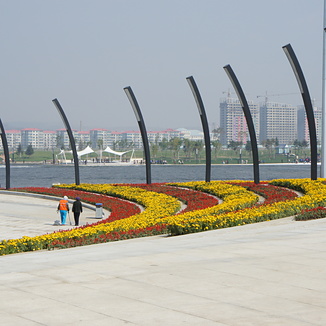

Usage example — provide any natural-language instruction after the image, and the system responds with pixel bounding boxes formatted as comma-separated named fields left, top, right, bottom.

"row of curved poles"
left=0, top=43, right=318, bottom=188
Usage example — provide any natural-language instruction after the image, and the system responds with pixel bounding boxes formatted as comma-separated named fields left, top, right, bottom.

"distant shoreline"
left=0, top=162, right=317, bottom=167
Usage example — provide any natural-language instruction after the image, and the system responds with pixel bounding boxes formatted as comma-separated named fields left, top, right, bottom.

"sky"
left=0, top=0, right=324, bottom=132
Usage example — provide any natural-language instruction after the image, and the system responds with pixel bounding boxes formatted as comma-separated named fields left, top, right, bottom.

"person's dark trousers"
left=73, top=212, right=80, bottom=226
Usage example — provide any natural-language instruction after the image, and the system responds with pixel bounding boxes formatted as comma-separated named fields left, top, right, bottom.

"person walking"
left=72, top=197, right=83, bottom=226
left=57, top=196, right=69, bottom=225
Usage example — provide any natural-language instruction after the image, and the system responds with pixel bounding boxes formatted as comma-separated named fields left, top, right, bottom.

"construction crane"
left=256, top=91, right=299, bottom=103
left=222, top=89, right=236, bottom=98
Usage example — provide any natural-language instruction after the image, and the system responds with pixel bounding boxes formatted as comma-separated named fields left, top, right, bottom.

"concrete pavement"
left=0, top=192, right=109, bottom=240
left=0, top=193, right=326, bottom=325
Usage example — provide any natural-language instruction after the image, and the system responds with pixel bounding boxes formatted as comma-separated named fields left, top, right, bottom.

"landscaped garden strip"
left=165, top=178, right=326, bottom=235
left=0, top=184, right=180, bottom=255
left=45, top=183, right=220, bottom=249
left=228, top=181, right=298, bottom=205
left=121, top=183, right=220, bottom=213
left=1, top=179, right=326, bottom=255
left=162, top=181, right=259, bottom=234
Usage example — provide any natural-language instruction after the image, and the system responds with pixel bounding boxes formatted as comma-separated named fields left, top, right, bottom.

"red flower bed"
left=120, top=183, right=219, bottom=213
left=11, top=187, right=141, bottom=225
left=229, top=182, right=298, bottom=205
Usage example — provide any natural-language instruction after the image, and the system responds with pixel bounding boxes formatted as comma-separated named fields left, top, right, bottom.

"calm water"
left=0, top=163, right=320, bottom=188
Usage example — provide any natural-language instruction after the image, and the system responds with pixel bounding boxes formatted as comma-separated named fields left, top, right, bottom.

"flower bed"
left=0, top=184, right=181, bottom=255
left=165, top=179, right=326, bottom=235
left=121, top=183, right=220, bottom=213
left=1, top=179, right=325, bottom=255
left=295, top=207, right=326, bottom=221
left=228, top=181, right=298, bottom=205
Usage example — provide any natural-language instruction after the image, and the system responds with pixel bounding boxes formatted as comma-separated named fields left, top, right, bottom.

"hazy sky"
left=0, top=0, right=324, bottom=132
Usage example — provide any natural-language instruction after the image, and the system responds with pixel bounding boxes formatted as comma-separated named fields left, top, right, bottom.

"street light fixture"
left=52, top=98, right=80, bottom=185
left=282, top=43, right=317, bottom=180
left=0, top=118, right=10, bottom=189
left=186, top=76, right=211, bottom=182
left=123, top=86, right=151, bottom=184
left=223, top=64, right=260, bottom=184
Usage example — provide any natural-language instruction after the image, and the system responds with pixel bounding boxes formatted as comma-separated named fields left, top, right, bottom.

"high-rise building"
left=260, top=102, right=297, bottom=144
left=297, top=106, right=322, bottom=144
left=220, top=97, right=260, bottom=146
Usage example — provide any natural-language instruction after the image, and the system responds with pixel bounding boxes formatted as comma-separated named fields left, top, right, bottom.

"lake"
left=0, top=163, right=319, bottom=188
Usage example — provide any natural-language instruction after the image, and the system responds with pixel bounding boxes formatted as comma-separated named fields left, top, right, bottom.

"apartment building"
left=76, top=131, right=90, bottom=149
left=297, top=106, right=322, bottom=144
left=260, top=102, right=297, bottom=144
left=3, top=130, right=21, bottom=150
left=220, top=97, right=260, bottom=146
left=43, top=131, right=56, bottom=150
left=89, top=129, right=111, bottom=149
left=21, top=128, right=44, bottom=149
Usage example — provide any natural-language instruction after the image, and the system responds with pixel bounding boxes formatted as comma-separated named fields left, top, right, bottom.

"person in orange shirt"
left=57, top=196, right=69, bottom=225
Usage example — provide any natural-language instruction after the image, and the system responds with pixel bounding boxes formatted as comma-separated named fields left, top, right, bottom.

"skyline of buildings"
left=0, top=128, right=205, bottom=151
left=0, top=97, right=321, bottom=152
left=219, top=97, right=321, bottom=146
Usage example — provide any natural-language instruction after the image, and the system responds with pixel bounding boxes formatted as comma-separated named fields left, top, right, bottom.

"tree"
left=183, top=139, right=192, bottom=158
left=16, top=143, right=23, bottom=157
left=228, top=140, right=242, bottom=151
left=159, top=138, right=168, bottom=151
left=245, top=140, right=251, bottom=151
left=262, top=138, right=277, bottom=159
left=168, top=137, right=183, bottom=158
left=97, top=139, right=104, bottom=150
left=78, top=140, right=85, bottom=151
left=25, top=144, right=34, bottom=156
left=293, top=139, right=308, bottom=157
left=211, top=140, right=222, bottom=159
left=56, top=135, right=64, bottom=149
left=212, top=127, right=223, bottom=141
left=151, top=144, right=159, bottom=158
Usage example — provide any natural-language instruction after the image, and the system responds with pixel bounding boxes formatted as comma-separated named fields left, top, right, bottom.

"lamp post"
left=52, top=98, right=80, bottom=185
left=186, top=76, right=211, bottom=182
left=123, top=86, right=151, bottom=184
left=223, top=64, right=260, bottom=184
left=322, top=0, right=326, bottom=177
left=0, top=118, right=10, bottom=189
left=282, top=44, right=317, bottom=180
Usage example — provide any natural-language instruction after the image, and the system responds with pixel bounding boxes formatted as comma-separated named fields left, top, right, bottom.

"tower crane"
left=256, top=91, right=299, bottom=104
left=222, top=89, right=236, bottom=98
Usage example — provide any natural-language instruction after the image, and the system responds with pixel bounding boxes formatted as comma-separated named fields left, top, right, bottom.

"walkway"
left=0, top=194, right=326, bottom=325
left=0, top=193, right=109, bottom=240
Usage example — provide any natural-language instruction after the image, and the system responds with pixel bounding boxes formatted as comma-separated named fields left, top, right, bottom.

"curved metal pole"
left=0, top=119, right=10, bottom=189
left=322, top=1, right=326, bottom=177
left=223, top=64, right=260, bottom=184
left=186, top=76, right=211, bottom=182
left=123, top=86, right=151, bottom=184
left=282, top=44, right=317, bottom=180
left=52, top=98, right=80, bottom=185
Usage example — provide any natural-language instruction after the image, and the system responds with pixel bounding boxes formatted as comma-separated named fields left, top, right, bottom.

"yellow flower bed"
left=165, top=178, right=326, bottom=235
left=163, top=181, right=259, bottom=233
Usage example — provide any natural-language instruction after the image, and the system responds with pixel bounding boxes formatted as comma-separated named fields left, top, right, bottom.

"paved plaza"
left=0, top=193, right=326, bottom=325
